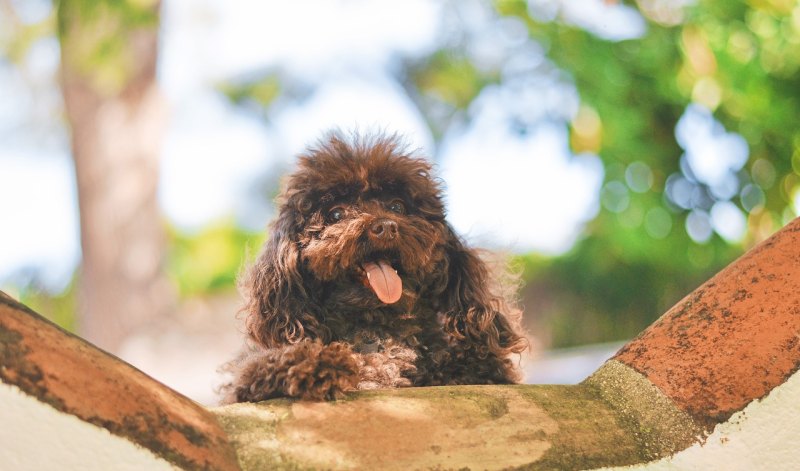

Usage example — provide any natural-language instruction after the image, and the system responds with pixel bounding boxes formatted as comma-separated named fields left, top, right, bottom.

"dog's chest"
left=348, top=327, right=423, bottom=354
left=330, top=308, right=440, bottom=352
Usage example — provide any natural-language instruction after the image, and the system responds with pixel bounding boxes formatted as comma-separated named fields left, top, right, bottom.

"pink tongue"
left=362, top=261, right=402, bottom=304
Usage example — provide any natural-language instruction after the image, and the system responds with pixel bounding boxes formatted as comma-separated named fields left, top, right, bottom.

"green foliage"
left=1, top=222, right=263, bottom=332
left=166, top=222, right=265, bottom=297
left=218, top=75, right=282, bottom=110
left=206, top=0, right=800, bottom=347
left=7, top=0, right=798, bottom=349
left=403, top=50, right=500, bottom=139
left=684, top=0, right=800, bottom=220
left=410, top=50, right=496, bottom=109
left=0, top=8, right=54, bottom=64
left=495, top=0, right=799, bottom=346
left=17, top=279, right=78, bottom=332
left=515, top=231, right=738, bottom=347
left=57, top=0, right=160, bottom=94
left=453, top=1, right=796, bottom=346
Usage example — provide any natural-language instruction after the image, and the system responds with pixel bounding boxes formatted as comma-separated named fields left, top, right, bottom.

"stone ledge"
left=211, top=381, right=697, bottom=471
left=2, top=217, right=799, bottom=470
left=0, top=293, right=239, bottom=471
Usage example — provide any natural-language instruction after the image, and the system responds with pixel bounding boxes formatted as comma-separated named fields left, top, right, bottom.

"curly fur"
left=222, top=132, right=529, bottom=403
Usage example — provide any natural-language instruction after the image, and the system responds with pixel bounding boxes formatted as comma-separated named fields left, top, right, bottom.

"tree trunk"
left=58, top=0, right=173, bottom=352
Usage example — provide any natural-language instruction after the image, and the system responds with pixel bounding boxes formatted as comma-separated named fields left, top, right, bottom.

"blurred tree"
left=381, top=0, right=799, bottom=346
left=58, top=0, right=173, bottom=352
left=491, top=0, right=800, bottom=346
left=20, top=0, right=789, bottom=351
left=215, top=0, right=800, bottom=347
left=166, top=222, right=264, bottom=298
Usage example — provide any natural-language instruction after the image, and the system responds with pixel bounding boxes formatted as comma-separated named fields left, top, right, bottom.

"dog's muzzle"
left=369, top=219, right=398, bottom=241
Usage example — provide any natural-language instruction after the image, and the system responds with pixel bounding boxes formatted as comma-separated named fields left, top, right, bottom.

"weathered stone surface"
left=585, top=360, right=704, bottom=460
left=0, top=292, right=239, bottom=471
left=212, top=384, right=667, bottom=471
left=613, top=216, right=800, bottom=428
left=598, top=369, right=800, bottom=471
left=4, top=217, right=800, bottom=470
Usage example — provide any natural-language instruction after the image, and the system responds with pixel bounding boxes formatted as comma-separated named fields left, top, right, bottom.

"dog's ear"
left=241, top=207, right=319, bottom=348
left=439, top=225, right=528, bottom=357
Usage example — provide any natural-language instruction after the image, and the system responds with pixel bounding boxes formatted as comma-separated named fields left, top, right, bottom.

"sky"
left=0, top=0, right=784, bottom=294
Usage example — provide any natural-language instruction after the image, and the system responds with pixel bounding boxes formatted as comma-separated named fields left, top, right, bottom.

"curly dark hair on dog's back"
left=223, top=131, right=529, bottom=403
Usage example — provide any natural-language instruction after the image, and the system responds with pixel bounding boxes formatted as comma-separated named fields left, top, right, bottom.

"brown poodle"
left=222, top=132, right=528, bottom=403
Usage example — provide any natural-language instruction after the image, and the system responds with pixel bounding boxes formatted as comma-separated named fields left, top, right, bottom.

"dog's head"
left=288, top=134, right=448, bottom=305
left=243, top=132, right=525, bottom=358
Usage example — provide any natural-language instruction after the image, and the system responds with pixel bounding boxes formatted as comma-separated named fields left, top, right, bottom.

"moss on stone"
left=211, top=382, right=684, bottom=471
left=210, top=402, right=287, bottom=470
left=585, top=360, right=705, bottom=460
left=514, top=384, right=647, bottom=470
left=211, top=373, right=709, bottom=471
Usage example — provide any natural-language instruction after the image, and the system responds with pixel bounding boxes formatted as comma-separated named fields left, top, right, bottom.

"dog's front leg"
left=228, top=339, right=360, bottom=402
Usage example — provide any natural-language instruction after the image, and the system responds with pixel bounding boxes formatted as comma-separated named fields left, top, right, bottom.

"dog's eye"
left=388, top=200, right=406, bottom=214
left=327, top=206, right=346, bottom=222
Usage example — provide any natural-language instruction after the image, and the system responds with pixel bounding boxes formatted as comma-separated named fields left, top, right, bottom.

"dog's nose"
left=370, top=219, right=398, bottom=240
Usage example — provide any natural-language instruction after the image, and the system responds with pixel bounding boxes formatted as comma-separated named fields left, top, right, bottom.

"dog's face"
left=244, top=133, right=526, bottom=357
left=279, top=136, right=450, bottom=308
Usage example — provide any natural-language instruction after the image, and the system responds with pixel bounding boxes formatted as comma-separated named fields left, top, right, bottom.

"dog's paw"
left=284, top=341, right=360, bottom=401
left=222, top=351, right=285, bottom=404
left=356, top=344, right=418, bottom=389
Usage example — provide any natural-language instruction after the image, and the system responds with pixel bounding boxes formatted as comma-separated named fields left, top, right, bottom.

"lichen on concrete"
left=585, top=360, right=705, bottom=460
left=213, top=386, right=558, bottom=470
left=212, top=383, right=675, bottom=471
left=597, top=369, right=800, bottom=471
left=514, top=383, right=648, bottom=470
left=209, top=402, right=287, bottom=471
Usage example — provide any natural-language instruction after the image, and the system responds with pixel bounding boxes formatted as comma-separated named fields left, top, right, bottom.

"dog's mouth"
left=359, top=258, right=403, bottom=305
